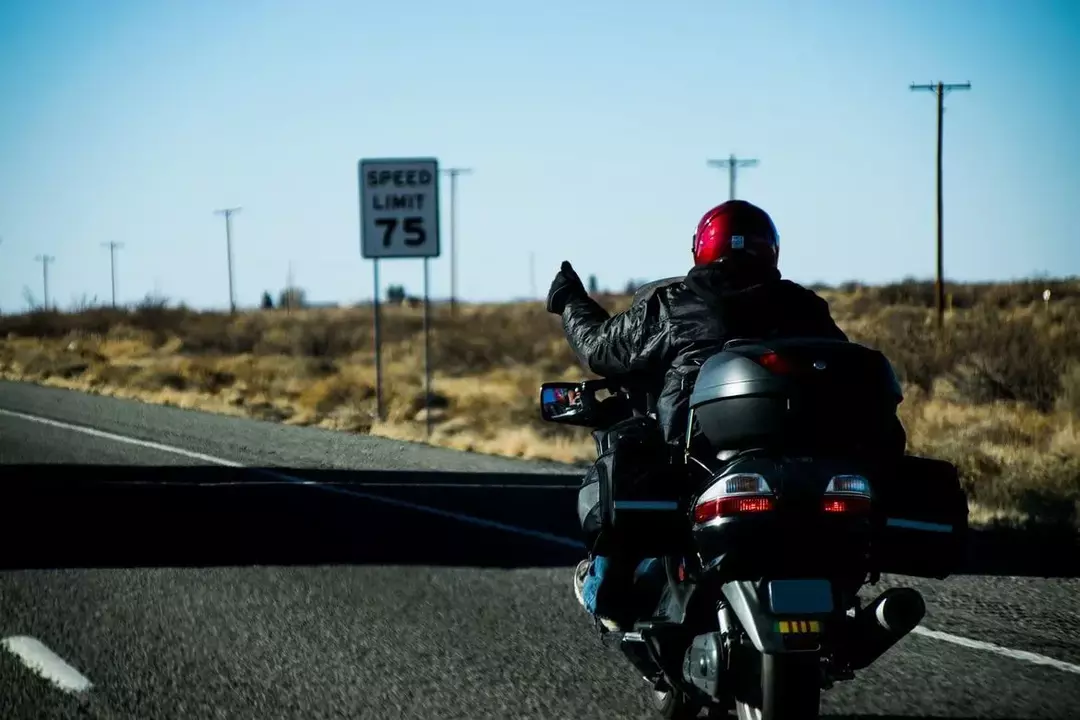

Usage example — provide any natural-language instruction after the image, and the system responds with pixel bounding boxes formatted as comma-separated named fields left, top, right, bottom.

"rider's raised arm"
left=560, top=293, right=667, bottom=378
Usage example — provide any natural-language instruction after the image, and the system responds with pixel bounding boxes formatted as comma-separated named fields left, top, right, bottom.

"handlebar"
left=576, top=375, right=654, bottom=420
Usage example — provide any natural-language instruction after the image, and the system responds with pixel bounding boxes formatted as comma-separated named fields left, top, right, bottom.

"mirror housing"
left=541, top=379, right=627, bottom=427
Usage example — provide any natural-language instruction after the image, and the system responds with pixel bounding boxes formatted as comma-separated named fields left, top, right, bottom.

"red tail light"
left=757, top=351, right=793, bottom=374
left=693, top=473, right=777, bottom=524
left=822, top=496, right=871, bottom=514
left=822, top=475, right=872, bottom=514
left=694, top=495, right=775, bottom=523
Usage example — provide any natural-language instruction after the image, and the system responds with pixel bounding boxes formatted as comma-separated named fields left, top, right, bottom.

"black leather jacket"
left=559, top=260, right=849, bottom=445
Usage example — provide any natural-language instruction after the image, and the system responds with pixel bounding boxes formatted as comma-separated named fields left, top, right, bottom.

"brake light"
left=822, top=474, right=872, bottom=514
left=693, top=472, right=776, bottom=524
left=823, top=497, right=871, bottom=513
left=757, top=351, right=793, bottom=374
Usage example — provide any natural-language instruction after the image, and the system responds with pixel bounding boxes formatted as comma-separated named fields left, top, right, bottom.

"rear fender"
left=721, top=579, right=834, bottom=654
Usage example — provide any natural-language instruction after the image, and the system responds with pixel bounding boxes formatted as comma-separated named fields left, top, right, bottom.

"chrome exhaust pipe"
left=846, top=587, right=926, bottom=670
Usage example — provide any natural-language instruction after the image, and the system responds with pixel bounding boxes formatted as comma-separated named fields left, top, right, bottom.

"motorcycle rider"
left=546, top=199, right=851, bottom=631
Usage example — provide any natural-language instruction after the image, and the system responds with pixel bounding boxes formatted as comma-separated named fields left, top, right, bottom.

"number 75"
left=375, top=217, right=426, bottom=247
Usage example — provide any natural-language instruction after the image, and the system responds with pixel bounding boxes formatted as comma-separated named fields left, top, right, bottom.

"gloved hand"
left=546, top=261, right=586, bottom=315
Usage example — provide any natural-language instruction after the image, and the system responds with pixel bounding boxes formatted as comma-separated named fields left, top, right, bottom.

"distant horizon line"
left=4, top=274, right=1077, bottom=316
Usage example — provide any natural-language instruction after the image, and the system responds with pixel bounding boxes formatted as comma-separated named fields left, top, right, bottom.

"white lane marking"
left=311, top=482, right=579, bottom=490
left=911, top=626, right=1080, bottom=675
left=0, top=407, right=586, bottom=548
left=84, top=480, right=578, bottom=490
left=265, top=472, right=587, bottom=549
left=1, top=636, right=93, bottom=694
left=0, top=408, right=244, bottom=467
left=7, top=406, right=1080, bottom=676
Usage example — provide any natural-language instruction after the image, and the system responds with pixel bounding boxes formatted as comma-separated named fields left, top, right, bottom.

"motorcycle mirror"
left=539, top=382, right=593, bottom=425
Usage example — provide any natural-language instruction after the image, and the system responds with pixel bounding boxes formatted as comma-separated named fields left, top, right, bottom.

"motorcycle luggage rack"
left=722, top=337, right=763, bottom=350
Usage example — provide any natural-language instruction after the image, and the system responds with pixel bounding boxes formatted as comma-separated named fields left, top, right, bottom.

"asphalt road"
left=1, top=379, right=1078, bottom=719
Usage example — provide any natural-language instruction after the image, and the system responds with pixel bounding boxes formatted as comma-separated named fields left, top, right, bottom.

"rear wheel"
left=762, top=653, right=820, bottom=719
left=734, top=652, right=821, bottom=720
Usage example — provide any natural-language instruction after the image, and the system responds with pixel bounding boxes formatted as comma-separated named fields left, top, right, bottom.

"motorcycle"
left=540, top=336, right=969, bottom=719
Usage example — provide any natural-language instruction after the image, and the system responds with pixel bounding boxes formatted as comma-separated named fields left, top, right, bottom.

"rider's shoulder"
left=631, top=276, right=686, bottom=306
left=776, top=278, right=828, bottom=300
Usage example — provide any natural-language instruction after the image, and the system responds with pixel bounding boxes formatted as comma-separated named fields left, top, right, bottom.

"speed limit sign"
left=358, top=158, right=441, bottom=259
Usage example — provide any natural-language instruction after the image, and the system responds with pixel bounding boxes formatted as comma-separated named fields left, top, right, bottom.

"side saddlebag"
left=871, top=454, right=970, bottom=579
left=577, top=415, right=688, bottom=558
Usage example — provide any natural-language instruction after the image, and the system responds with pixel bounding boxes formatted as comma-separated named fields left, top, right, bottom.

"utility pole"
left=440, top=167, right=473, bottom=314
left=911, top=81, right=971, bottom=329
left=34, top=254, right=55, bottom=310
left=214, top=207, right=242, bottom=313
left=707, top=153, right=760, bottom=200
left=102, top=242, right=124, bottom=308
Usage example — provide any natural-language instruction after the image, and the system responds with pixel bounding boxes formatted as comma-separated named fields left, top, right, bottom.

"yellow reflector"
left=777, top=620, right=822, bottom=634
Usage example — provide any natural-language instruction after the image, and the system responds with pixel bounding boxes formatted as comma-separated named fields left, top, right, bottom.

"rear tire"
left=761, top=653, right=821, bottom=720
left=733, top=652, right=821, bottom=720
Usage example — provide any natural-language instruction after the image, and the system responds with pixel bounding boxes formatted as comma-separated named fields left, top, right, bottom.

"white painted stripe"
left=281, top=477, right=586, bottom=549
left=313, top=482, right=579, bottom=490
left=72, top=480, right=579, bottom=490
left=0, top=408, right=586, bottom=549
left=1, top=636, right=93, bottom=693
left=911, top=626, right=1080, bottom=675
left=0, top=408, right=244, bottom=467
left=7, top=406, right=1080, bottom=678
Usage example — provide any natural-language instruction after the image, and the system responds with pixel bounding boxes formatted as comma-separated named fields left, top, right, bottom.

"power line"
left=706, top=153, right=760, bottom=200
left=34, top=254, right=55, bottom=310
left=911, top=81, right=971, bottom=329
left=213, top=207, right=242, bottom=313
left=440, top=167, right=473, bottom=314
left=102, top=242, right=124, bottom=308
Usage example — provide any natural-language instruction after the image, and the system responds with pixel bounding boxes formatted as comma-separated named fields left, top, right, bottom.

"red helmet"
left=692, top=200, right=779, bottom=268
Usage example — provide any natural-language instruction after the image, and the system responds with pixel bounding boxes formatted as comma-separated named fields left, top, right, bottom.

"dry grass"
left=2, top=278, right=1079, bottom=530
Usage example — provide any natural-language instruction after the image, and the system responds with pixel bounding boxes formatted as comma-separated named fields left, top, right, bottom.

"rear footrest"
left=601, top=630, right=647, bottom=648
left=633, top=619, right=683, bottom=634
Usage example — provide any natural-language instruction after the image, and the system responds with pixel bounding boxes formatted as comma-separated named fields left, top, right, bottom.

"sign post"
left=358, top=157, right=441, bottom=433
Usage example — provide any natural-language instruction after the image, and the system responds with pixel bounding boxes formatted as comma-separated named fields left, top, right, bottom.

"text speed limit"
left=358, top=158, right=441, bottom=259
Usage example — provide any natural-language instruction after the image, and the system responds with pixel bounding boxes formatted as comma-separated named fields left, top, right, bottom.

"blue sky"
left=1, top=0, right=1078, bottom=312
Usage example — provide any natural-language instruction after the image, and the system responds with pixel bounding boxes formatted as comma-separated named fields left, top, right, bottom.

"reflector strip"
left=777, top=620, right=821, bottom=634
left=613, top=501, right=680, bottom=511
left=886, top=518, right=953, bottom=533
